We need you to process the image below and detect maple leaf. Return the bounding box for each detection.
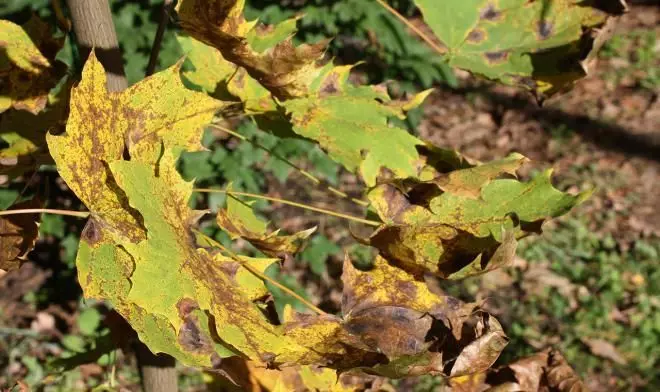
[364,156,590,277]
[0,198,40,272]
[46,51,225,241]
[0,16,66,114]
[213,360,365,391]
[282,67,433,186]
[176,0,328,100]
[216,185,316,258]
[413,0,627,99]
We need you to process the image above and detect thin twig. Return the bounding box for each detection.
[195,231,326,315]
[374,0,447,56]
[0,208,90,218]
[194,188,381,227]
[145,0,174,77]
[209,123,370,207]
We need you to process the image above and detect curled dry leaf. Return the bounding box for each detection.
[0,198,40,272]
[450,348,585,392]
[413,0,628,100]
[0,15,66,114]
[364,154,589,278]
[216,184,316,258]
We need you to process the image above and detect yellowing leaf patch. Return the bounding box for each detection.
[47,51,224,241]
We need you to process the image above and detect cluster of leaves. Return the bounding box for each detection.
[245,0,457,89]
[0,0,628,389]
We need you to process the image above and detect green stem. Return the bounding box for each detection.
[194,188,381,227]
[374,0,447,55]
[209,123,369,207]
[195,231,326,315]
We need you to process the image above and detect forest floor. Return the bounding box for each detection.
[1,3,659,392]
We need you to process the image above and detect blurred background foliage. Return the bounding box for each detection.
[1,0,659,390]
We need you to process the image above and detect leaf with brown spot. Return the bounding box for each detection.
[414,0,627,99]
[337,255,506,377]
[0,16,66,114]
[216,185,316,258]
[0,198,40,271]
[365,164,589,277]
[431,153,527,199]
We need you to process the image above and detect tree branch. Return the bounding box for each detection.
[145,0,175,77]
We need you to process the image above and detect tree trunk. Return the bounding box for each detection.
[65,0,127,92]
[136,342,179,392]
[65,1,178,391]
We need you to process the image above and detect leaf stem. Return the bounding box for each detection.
[374,0,447,56]
[209,123,369,207]
[0,208,90,218]
[195,231,326,315]
[194,188,381,227]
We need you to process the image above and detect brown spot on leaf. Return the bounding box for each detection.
[466,29,486,44]
[537,20,552,40]
[480,4,502,21]
[344,306,432,358]
[81,218,103,245]
[176,298,199,318]
[484,51,509,64]
[319,73,339,97]
[178,316,214,354]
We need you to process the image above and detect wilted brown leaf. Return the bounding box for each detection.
[582,338,627,365]
[450,348,585,391]
[0,198,40,271]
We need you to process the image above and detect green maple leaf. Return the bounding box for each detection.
[283,67,432,186]
[413,0,627,98]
